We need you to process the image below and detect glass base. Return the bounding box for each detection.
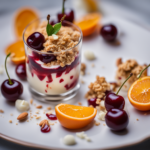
[29,84,80,103]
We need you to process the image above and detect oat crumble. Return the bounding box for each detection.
[91,63,95,67]
[95,122,100,126]
[36,22,81,67]
[9,120,12,123]
[78,102,82,105]
[30,99,33,104]
[36,105,43,109]
[36,116,41,119]
[85,76,110,108]
[47,106,52,110]
[116,58,122,67]
[0,109,4,113]
[116,59,147,84]
[80,63,86,75]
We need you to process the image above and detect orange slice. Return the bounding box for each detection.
[128,76,150,111]
[14,7,39,39]
[5,40,25,64]
[75,13,101,36]
[55,103,97,129]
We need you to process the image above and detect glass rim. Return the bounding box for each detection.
[23,17,83,54]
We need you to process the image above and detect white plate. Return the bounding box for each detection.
[0,15,150,150]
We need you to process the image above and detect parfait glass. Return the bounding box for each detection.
[23,17,82,102]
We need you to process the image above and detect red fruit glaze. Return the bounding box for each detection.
[46,114,57,120]
[64,78,78,90]
[59,79,64,83]
[41,124,51,133]
[70,76,73,79]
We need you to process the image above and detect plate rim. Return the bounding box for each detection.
[1,133,150,150]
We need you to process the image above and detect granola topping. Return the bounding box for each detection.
[36,21,81,67]
[116,59,147,84]
[85,76,110,100]
[85,76,110,110]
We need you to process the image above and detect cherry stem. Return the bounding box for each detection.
[5,53,13,85]
[47,14,50,24]
[116,73,133,95]
[60,14,66,23]
[137,64,150,79]
[62,0,66,14]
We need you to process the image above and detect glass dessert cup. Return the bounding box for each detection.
[23,18,82,102]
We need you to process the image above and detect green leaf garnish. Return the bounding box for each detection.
[46,24,54,36]
[53,23,61,35]
[46,14,66,36]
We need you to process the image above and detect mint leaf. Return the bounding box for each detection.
[46,24,54,36]
[53,23,62,35]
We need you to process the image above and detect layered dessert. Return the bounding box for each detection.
[25,19,82,95]
[115,58,147,91]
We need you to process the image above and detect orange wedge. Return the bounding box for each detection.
[14,7,39,39]
[75,13,101,36]
[55,103,97,129]
[128,76,150,111]
[5,40,25,64]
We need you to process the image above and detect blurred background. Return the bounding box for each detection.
[0,0,150,149]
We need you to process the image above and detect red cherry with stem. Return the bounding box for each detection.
[16,63,26,80]
[1,53,23,102]
[27,32,45,50]
[100,24,117,41]
[105,109,129,131]
[105,73,133,111]
[57,0,74,23]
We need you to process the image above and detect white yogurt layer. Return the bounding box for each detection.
[26,63,80,95]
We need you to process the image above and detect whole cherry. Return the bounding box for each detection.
[27,32,45,50]
[88,98,99,108]
[100,24,117,41]
[40,53,56,64]
[1,53,23,102]
[105,109,129,131]
[57,0,74,23]
[15,63,26,80]
[105,73,133,111]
